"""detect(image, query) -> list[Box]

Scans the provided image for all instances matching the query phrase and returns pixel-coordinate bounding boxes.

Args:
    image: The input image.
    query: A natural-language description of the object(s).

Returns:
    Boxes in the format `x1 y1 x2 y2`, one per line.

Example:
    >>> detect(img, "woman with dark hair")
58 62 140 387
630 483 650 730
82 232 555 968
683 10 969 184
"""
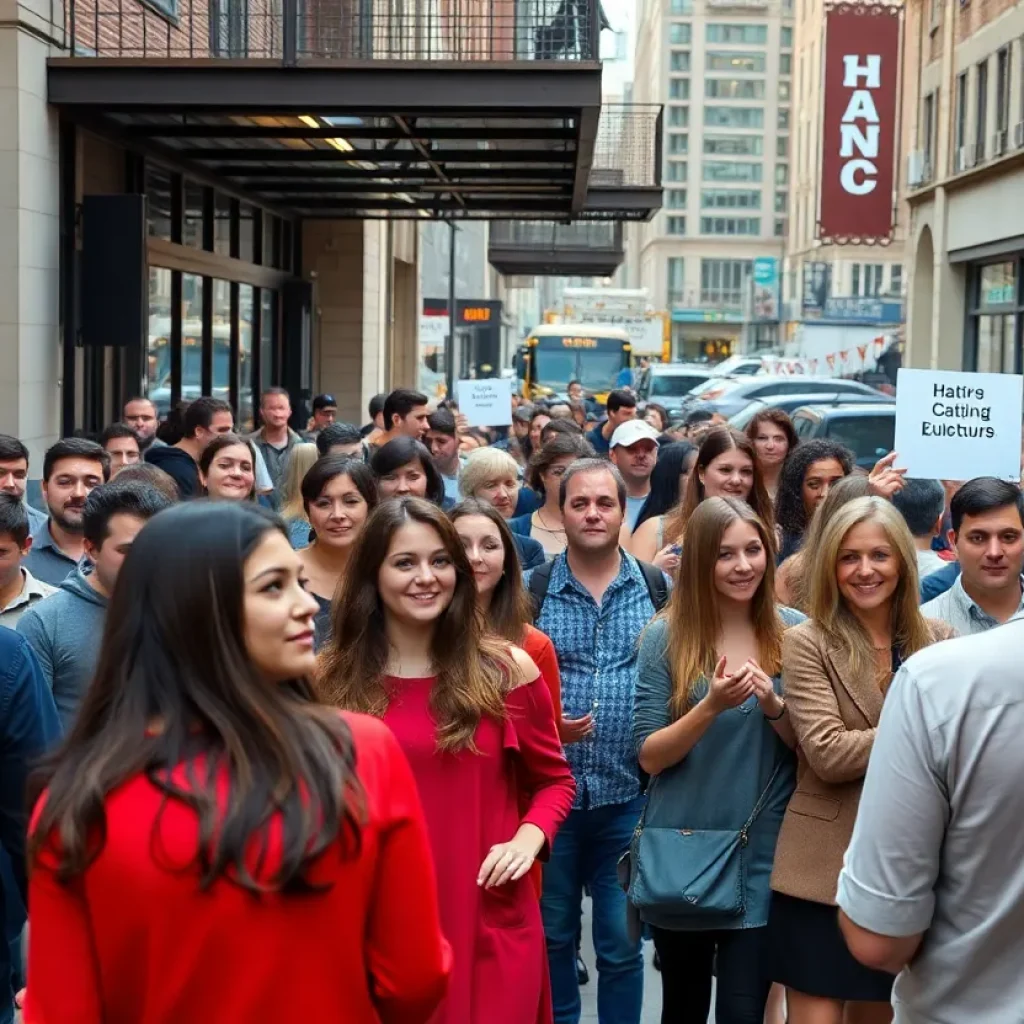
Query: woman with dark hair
198 433 257 502
508 433 595 559
319 497 574 1024
745 408 799 500
371 437 447 508
633 428 774 571
643 402 671 434
25 502 450 1022
299 455 378 646
631 441 698 534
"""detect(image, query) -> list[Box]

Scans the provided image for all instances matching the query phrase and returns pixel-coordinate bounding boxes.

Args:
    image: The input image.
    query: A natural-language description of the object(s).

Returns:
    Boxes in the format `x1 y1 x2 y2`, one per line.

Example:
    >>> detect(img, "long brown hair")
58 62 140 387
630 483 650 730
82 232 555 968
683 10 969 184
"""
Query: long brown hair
448 499 532 645
317 497 511 752
666 496 783 716
664 427 774 545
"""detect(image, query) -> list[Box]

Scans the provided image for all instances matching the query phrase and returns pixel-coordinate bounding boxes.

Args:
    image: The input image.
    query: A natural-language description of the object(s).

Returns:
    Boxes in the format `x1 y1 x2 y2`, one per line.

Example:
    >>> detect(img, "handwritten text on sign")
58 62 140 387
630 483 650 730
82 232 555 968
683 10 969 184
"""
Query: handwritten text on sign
893 368 1024 482
456 378 513 428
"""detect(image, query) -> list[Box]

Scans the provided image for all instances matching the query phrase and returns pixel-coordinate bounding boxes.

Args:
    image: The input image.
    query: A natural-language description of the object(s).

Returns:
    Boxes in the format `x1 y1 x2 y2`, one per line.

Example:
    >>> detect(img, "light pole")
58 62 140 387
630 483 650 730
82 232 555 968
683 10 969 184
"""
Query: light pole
444 221 458 399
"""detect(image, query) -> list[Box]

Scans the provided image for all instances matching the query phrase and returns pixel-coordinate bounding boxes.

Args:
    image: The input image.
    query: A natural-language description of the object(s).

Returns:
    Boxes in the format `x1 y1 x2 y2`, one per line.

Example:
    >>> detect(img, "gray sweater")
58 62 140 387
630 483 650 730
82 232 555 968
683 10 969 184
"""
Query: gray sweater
16 565 107 730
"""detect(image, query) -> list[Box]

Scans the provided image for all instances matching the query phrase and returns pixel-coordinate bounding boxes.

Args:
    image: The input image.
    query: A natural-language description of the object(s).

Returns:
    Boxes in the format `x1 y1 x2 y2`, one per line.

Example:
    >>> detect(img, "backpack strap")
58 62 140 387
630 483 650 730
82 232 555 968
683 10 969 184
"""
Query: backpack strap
527 560 556 621
636 559 669 612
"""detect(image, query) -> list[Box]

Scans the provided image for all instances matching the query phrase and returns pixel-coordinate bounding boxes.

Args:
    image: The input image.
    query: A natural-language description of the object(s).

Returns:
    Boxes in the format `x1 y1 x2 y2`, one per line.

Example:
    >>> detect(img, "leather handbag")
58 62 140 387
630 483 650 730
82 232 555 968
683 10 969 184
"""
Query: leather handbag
620 763 781 920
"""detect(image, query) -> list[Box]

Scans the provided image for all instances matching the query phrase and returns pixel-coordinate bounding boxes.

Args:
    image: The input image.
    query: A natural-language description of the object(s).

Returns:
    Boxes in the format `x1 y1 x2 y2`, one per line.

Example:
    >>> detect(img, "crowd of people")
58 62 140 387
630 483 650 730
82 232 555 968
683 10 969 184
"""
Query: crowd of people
0 377 1022 1024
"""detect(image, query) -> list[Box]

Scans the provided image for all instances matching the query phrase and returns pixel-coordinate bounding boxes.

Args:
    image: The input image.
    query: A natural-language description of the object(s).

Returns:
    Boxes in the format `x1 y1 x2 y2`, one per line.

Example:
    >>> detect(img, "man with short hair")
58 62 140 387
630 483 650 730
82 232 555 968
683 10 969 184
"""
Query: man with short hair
586 390 637 456
23 438 110 587
0 434 47 535
18 481 172 728
376 388 431 448
316 422 365 460
426 409 462 504
528 459 661 1024
303 393 338 442
99 423 142 477
145 396 234 499
837 620 1024 1022
609 420 659 531
248 388 304 507
122 397 163 451
920 477 1024 634
0 496 56 626
360 393 387 440
892 477 947 579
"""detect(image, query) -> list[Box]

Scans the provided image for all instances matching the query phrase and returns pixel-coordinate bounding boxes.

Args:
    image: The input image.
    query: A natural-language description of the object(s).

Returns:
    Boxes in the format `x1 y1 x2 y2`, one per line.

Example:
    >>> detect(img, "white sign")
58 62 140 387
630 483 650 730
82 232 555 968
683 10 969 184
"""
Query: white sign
419 315 450 346
456 378 513 428
893 368 1024 482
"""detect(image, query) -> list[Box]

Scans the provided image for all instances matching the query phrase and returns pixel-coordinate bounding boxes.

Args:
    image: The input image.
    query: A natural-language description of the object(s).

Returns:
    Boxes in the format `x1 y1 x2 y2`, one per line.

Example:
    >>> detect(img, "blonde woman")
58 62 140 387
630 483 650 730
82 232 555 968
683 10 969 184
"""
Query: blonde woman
766 497 954 1024
277 441 319 547
633 497 800 1023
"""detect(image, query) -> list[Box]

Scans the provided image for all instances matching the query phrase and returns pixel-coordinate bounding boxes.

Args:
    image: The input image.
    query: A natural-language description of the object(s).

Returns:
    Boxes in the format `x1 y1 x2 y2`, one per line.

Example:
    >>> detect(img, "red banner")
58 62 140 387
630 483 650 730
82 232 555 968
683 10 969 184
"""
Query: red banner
819 5 900 242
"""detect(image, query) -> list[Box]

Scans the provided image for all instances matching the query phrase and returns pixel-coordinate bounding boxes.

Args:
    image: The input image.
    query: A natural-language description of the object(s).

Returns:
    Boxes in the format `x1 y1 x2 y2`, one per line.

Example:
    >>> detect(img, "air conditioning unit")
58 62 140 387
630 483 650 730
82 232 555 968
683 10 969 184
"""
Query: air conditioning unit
993 129 1008 156
965 142 981 167
1014 122 1024 149
907 150 925 187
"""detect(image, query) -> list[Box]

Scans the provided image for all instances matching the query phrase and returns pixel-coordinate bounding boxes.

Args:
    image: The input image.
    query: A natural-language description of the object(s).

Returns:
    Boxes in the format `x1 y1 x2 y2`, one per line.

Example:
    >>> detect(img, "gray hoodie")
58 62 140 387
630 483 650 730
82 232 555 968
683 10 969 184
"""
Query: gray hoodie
16 565 107 730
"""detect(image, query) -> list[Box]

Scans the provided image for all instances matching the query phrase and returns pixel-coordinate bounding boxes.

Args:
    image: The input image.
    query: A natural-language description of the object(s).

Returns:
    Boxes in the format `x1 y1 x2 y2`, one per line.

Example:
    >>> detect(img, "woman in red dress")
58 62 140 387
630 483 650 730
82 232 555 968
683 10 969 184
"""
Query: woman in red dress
24 501 450 1024
319 496 576 1024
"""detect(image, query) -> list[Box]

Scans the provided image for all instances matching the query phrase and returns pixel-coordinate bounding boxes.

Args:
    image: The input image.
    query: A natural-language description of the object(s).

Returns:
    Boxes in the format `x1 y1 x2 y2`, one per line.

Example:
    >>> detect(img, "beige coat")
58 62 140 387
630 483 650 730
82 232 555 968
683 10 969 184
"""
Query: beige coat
770 618 954 906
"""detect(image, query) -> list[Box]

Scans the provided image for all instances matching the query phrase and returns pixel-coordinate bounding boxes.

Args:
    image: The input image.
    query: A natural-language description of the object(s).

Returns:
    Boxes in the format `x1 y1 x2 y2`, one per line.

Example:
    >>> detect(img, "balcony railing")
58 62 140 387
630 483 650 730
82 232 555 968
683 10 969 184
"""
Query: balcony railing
488 220 624 275
65 0 600 62
589 103 663 189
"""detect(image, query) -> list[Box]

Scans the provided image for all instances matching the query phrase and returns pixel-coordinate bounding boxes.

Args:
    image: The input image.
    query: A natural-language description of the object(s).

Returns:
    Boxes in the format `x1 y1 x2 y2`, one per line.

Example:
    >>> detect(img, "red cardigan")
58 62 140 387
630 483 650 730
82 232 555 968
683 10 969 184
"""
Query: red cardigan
25 713 451 1024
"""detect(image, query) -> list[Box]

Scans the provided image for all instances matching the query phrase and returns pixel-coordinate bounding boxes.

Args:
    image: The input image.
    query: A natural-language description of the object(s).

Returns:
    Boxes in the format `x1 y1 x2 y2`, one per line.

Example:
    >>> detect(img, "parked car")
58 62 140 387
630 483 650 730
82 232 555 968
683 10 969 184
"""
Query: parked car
685 375 884 420
707 355 765 377
728 391 894 430
636 363 716 417
790 403 897 469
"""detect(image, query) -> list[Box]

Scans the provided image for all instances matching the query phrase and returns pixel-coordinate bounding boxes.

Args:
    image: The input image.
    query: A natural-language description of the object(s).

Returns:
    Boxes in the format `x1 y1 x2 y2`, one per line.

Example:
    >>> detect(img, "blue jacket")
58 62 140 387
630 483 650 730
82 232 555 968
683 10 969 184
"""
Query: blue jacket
0 628 60 1023
508 513 532 538
920 560 960 603
511 533 545 570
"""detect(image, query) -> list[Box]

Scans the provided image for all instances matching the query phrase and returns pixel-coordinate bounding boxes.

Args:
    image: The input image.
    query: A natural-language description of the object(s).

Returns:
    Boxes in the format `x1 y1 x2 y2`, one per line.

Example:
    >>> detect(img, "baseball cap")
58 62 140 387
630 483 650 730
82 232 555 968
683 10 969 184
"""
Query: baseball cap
312 394 338 411
610 420 661 449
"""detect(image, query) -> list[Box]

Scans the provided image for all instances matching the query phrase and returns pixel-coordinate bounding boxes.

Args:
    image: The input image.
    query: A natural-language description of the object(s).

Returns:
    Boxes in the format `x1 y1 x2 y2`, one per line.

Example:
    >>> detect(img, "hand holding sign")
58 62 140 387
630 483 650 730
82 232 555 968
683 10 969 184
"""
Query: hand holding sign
456 379 513 428
867 451 907 499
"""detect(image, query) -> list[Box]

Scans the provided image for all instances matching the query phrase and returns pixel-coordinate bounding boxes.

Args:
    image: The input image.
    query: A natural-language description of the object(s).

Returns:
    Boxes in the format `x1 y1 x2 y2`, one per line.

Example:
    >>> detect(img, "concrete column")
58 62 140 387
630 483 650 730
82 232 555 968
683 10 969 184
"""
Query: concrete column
0 14 62 463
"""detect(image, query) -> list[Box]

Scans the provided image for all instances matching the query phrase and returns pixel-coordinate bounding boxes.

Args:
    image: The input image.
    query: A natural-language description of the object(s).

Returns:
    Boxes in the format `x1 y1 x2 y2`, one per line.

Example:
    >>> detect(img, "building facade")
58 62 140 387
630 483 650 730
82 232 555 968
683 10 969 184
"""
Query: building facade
903 0 1024 372
627 0 794 360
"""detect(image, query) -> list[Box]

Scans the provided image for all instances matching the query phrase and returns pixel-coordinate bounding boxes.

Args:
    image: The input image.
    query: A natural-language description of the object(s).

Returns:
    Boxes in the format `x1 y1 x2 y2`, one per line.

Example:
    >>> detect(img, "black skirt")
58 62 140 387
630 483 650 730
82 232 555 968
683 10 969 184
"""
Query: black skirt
765 891 895 1002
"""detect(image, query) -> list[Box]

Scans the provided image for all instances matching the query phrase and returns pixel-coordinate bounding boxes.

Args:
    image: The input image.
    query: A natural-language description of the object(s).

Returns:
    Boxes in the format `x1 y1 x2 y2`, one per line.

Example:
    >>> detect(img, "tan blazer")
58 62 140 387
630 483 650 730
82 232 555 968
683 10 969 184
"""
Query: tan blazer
770 617 954 906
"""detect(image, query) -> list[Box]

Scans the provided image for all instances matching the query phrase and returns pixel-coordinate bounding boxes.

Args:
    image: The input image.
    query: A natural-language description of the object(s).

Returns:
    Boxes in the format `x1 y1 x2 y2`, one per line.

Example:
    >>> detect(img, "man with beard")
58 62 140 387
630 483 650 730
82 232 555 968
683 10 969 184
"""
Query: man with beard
0 435 47 535
122 397 163 452
18 480 172 728
22 439 109 587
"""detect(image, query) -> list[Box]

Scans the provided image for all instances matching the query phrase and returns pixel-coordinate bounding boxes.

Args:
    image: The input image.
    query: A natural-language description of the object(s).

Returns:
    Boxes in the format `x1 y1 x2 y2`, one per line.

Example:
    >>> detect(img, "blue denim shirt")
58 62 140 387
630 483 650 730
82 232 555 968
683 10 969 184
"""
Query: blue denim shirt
527 551 658 810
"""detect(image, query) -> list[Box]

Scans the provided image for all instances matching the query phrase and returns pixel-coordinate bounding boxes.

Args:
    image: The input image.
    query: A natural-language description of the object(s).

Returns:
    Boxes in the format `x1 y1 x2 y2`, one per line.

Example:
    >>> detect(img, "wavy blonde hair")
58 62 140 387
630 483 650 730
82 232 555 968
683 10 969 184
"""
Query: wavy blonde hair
807 496 931 685
279 442 320 521
666 496 783 716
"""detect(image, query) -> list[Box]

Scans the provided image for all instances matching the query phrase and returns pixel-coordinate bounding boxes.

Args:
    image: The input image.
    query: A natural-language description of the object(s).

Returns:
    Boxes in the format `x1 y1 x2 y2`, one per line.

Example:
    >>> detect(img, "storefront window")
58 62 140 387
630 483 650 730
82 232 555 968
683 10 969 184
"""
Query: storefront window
976 314 1016 373
970 260 1021 372
147 267 173 410
261 289 277 389
183 180 206 249
979 262 1016 305
238 203 256 265
212 279 232 409
214 192 233 257
239 284 255 430
182 274 204 399
146 166 173 240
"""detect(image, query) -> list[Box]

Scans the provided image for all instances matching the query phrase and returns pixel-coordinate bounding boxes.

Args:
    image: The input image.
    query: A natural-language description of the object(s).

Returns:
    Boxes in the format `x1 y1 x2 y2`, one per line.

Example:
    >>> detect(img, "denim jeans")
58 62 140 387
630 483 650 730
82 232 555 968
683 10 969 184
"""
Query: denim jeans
541 796 645 1024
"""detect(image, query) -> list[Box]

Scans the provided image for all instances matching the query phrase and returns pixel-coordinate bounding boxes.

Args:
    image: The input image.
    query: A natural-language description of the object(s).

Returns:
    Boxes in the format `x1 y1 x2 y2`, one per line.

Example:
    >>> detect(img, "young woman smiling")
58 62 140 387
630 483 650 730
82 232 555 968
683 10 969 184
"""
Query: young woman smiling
745 408 798 500
197 433 257 502
298 456 378 647
766 497 953 1024
24 502 450 1023
633 498 800 1024
318 498 574 1024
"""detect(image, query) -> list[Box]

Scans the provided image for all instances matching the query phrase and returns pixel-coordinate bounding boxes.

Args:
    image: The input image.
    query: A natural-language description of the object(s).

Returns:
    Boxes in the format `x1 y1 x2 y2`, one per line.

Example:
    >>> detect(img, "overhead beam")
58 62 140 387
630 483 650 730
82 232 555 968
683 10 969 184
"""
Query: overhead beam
212 165 575 180
571 104 601 214
182 147 575 163
288 196 571 211
122 123 578 141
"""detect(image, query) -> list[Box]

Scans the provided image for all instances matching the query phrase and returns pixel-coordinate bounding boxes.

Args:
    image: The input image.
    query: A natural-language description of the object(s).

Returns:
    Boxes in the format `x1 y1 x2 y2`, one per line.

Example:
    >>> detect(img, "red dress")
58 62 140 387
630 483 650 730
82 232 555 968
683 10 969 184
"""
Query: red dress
383 673 575 1024
24 713 451 1024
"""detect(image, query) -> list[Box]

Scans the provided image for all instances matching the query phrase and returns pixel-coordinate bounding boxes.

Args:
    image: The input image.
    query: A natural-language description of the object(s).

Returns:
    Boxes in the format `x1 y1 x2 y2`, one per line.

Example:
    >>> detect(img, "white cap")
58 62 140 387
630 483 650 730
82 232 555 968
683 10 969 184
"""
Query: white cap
610 420 661 449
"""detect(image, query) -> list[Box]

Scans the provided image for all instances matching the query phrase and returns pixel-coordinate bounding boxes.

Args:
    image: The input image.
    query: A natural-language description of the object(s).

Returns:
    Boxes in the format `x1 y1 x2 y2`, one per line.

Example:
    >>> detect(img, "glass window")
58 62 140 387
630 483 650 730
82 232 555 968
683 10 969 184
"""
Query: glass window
774 218 786 237
668 133 689 154
667 257 685 304
212 279 231 408
780 53 792 75
147 267 173 406
777 109 790 130
668 106 690 127
670 51 691 72
261 289 278 388
667 216 687 235
666 161 688 182
825 416 896 465
774 190 788 212
976 314 1016 373
779 80 791 100
701 188 761 209
705 51 766 72
670 0 692 12
775 164 789 184
704 106 764 129
704 134 763 155
666 188 688 208
669 79 691 100
780 26 793 47
669 23 691 44
181 275 204 399
146 165 173 241
776 136 789 157
700 216 762 235
700 258 752 306
238 203 256 265
706 24 768 44
183 180 206 250
979 261 1016 306
706 79 766 99
704 161 763 182
890 264 903 296
213 192 232 258
239 284 255 431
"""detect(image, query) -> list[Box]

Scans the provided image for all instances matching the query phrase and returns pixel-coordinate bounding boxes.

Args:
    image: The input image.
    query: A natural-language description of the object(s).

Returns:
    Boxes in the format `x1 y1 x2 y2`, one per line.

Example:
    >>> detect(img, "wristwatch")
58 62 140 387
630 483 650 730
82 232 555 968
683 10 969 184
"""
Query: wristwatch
764 698 787 722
